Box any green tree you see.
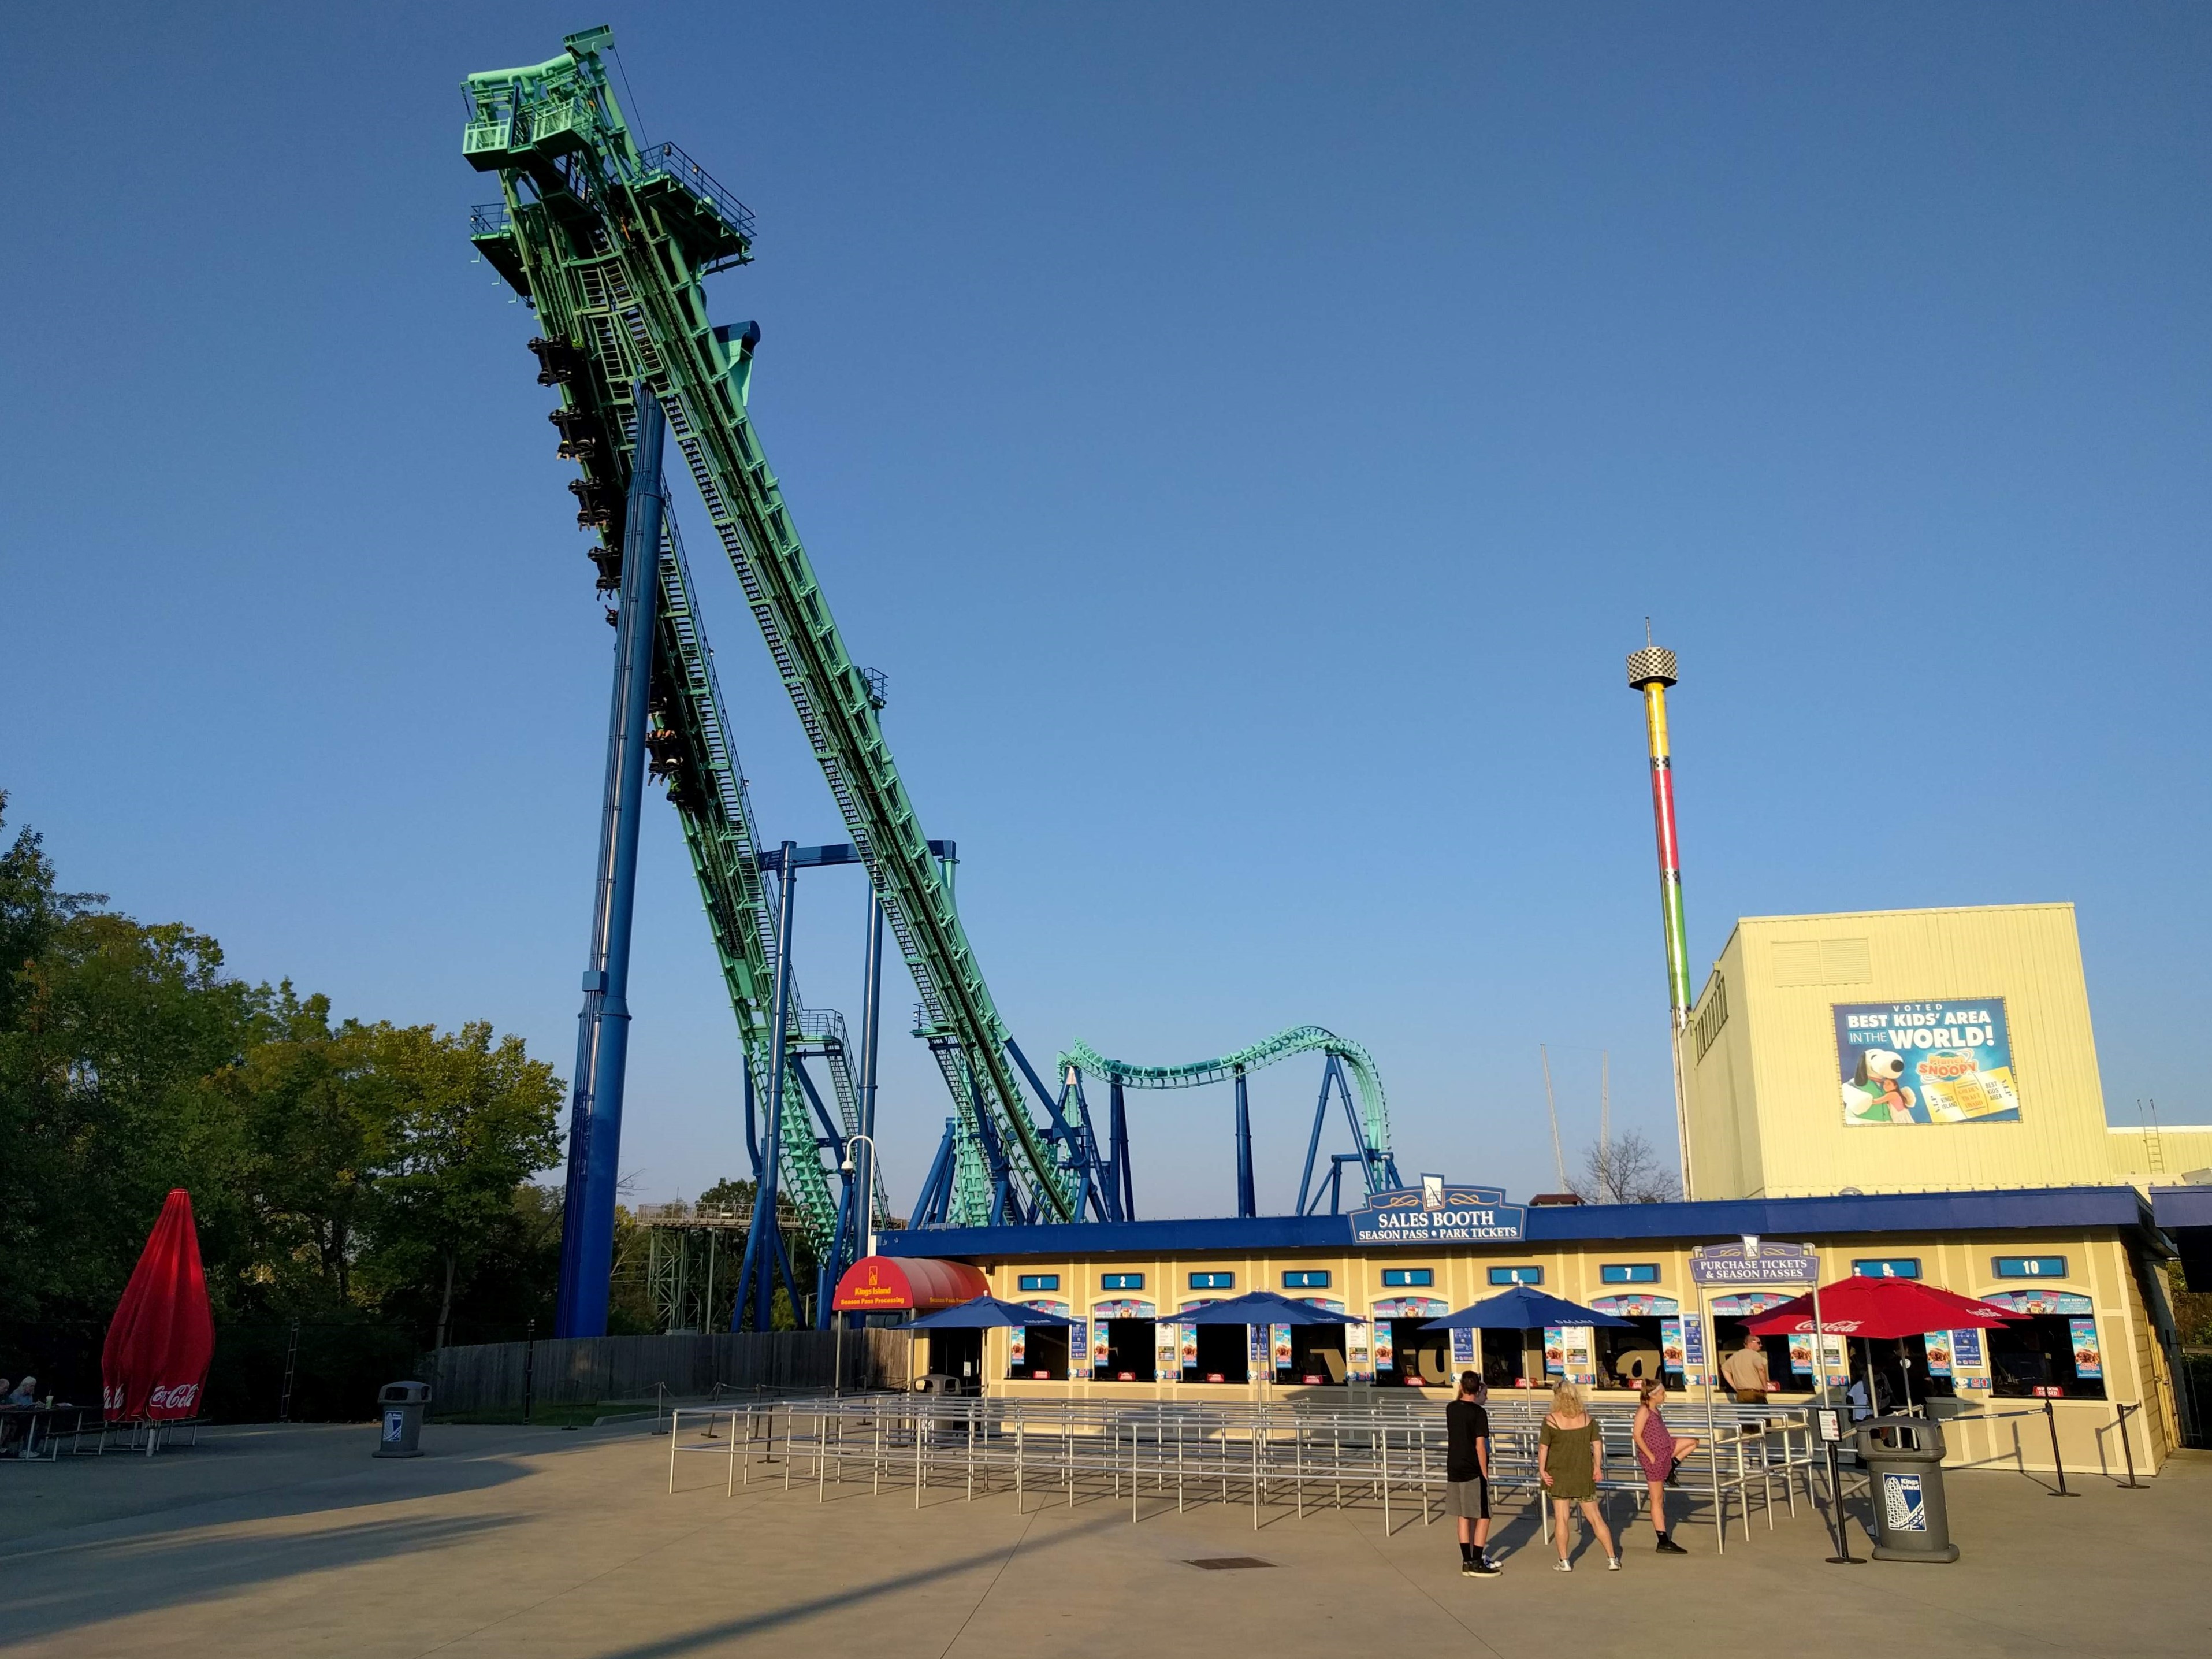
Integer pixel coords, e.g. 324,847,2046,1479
356,1021,562,1349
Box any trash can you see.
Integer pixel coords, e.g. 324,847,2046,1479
375,1380,431,1459
1854,1414,1957,1562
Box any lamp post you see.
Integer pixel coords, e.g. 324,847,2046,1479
841,1134,880,1261
836,1134,880,1396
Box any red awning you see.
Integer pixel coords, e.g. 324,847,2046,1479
832,1255,988,1313
102,1189,215,1422
1741,1276,2021,1340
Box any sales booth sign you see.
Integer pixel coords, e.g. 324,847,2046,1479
1349,1178,1525,1246
1690,1241,1819,1287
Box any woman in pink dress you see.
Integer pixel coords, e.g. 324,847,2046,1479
1633,1380,1699,1553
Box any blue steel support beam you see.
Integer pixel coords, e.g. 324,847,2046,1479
1295,1057,1334,1218
557,386,667,1339
1233,1068,1256,1219
857,890,883,1239
1109,1079,1134,1221
913,1118,959,1225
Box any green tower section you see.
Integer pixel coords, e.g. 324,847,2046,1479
464,28,1077,1228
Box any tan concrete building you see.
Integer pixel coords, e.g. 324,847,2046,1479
1682,903,2212,1200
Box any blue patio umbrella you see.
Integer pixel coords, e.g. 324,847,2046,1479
1170,1291,1362,1326
1420,1286,1637,1330
904,1295,1080,1330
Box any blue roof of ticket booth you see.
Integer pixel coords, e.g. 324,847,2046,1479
874,1185,2160,1261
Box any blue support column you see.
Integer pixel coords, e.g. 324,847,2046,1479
1109,1079,1134,1221
1233,1067,1256,1219
735,844,800,1331
556,387,667,1339
1296,1059,1334,1217
855,888,884,1246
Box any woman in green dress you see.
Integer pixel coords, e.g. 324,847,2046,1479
1538,1381,1619,1571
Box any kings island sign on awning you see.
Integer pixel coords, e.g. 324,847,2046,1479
1349,1178,1527,1245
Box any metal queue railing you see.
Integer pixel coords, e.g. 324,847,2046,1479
666,1393,1822,1547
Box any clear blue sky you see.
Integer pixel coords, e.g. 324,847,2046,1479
6,3,2208,1215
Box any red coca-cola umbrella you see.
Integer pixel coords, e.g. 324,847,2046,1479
1741,1276,2020,1339
1743,1276,2018,1416
102,1189,215,1422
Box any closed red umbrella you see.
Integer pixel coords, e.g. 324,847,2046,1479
101,1189,215,1422
1741,1277,2020,1339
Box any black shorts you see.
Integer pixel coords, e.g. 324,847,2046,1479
1445,1477,1489,1520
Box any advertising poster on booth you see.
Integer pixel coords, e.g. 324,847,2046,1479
1348,1322,1371,1381
1272,1325,1293,1371
1923,1331,1953,1377
1544,1326,1564,1375
1452,1327,1477,1366
1951,1328,1984,1369
1787,1330,1849,1385
1834,999,2020,1125
2070,1317,2103,1379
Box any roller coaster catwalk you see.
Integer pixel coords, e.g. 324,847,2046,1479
463,28,1400,1337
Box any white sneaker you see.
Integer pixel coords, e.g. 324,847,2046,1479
1607,1556,1622,1572
1552,1558,1573,1572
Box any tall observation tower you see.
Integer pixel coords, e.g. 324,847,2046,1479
1627,636,1696,1198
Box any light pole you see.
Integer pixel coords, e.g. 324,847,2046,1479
840,1135,880,1261
837,1134,880,1396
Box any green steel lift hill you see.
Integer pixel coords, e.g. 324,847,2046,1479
464,30,1403,1304
463,27,1077,1234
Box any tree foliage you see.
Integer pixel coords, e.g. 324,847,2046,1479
1568,1128,1681,1205
0,793,567,1404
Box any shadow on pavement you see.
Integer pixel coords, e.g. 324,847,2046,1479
592,1509,1127,1658
0,1510,523,1645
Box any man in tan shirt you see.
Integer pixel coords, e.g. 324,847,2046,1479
1720,1333,1772,1404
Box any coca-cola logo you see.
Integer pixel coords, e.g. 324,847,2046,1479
104,1384,125,1410
148,1383,200,1411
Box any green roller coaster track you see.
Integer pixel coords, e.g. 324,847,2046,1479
463,26,1081,1232
1061,1026,1395,1185
464,27,1397,1241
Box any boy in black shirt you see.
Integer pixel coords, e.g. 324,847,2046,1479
1446,1371,1500,1575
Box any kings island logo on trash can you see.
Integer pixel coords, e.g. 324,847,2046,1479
1834,999,2020,1126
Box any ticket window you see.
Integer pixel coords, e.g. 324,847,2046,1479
1101,1320,1157,1381
1016,1326,1071,1382
1387,1319,1451,1387
927,1328,982,1387
1717,1322,1789,1391
1597,1319,1668,1389
1896,1335,1954,1402
1287,1327,1348,1384
1193,1324,1248,1383
1990,1316,2106,1401
1479,1330,1526,1390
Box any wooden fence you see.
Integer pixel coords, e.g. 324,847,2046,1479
427,1328,913,1416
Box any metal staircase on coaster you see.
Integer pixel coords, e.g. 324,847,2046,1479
461,28,1400,1318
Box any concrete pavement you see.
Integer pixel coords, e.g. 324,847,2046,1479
1,1419,2204,1657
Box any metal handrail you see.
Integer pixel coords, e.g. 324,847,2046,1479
638,140,756,240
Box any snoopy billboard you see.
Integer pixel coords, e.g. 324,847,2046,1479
1833,999,2020,1126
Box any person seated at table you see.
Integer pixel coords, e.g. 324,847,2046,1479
0,1378,31,1456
